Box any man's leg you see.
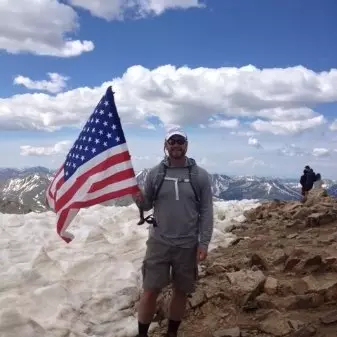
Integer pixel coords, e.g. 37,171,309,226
168,288,188,321
137,237,171,336
166,288,188,336
168,245,198,336
137,289,160,336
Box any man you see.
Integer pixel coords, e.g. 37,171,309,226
133,126,214,337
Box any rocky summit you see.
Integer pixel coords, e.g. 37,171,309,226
143,187,337,337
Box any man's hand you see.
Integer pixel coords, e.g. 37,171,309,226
197,247,208,263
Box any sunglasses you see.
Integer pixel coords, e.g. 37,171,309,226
167,138,186,145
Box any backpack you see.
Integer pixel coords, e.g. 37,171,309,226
137,160,201,227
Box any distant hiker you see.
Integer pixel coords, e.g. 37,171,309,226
314,173,323,188
300,165,316,200
133,126,214,337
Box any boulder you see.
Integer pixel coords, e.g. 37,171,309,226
321,310,337,324
259,310,292,336
213,327,240,337
264,276,278,295
306,212,337,227
250,253,269,270
302,274,337,296
225,269,265,305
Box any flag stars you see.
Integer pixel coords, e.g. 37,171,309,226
60,89,127,182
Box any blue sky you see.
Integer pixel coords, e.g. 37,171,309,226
1,0,337,178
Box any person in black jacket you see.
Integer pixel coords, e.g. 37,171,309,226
300,165,316,200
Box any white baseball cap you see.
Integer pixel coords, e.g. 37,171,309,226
165,126,187,141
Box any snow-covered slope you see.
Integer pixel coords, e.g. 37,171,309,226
209,173,231,196
0,168,53,212
0,199,260,337
219,176,302,201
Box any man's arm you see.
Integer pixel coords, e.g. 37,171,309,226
133,169,155,211
198,169,214,252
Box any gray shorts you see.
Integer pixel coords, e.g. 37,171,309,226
141,237,198,294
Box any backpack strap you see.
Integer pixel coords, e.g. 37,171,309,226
188,165,201,209
153,162,167,202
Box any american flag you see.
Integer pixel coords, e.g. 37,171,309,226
46,86,140,243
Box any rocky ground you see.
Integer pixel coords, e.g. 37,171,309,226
146,188,337,337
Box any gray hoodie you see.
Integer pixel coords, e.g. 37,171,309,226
137,157,214,250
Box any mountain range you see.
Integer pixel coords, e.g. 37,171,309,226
0,167,337,213
1,166,335,214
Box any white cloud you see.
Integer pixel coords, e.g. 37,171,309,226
1,64,337,132
197,156,216,167
230,131,259,137
254,107,316,121
229,156,266,167
13,73,69,94
277,144,308,157
68,0,204,20
329,119,337,131
251,116,326,135
20,141,72,156
248,137,262,149
208,119,239,129
0,0,94,57
312,148,330,157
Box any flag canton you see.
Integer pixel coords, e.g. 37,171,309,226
64,89,126,180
